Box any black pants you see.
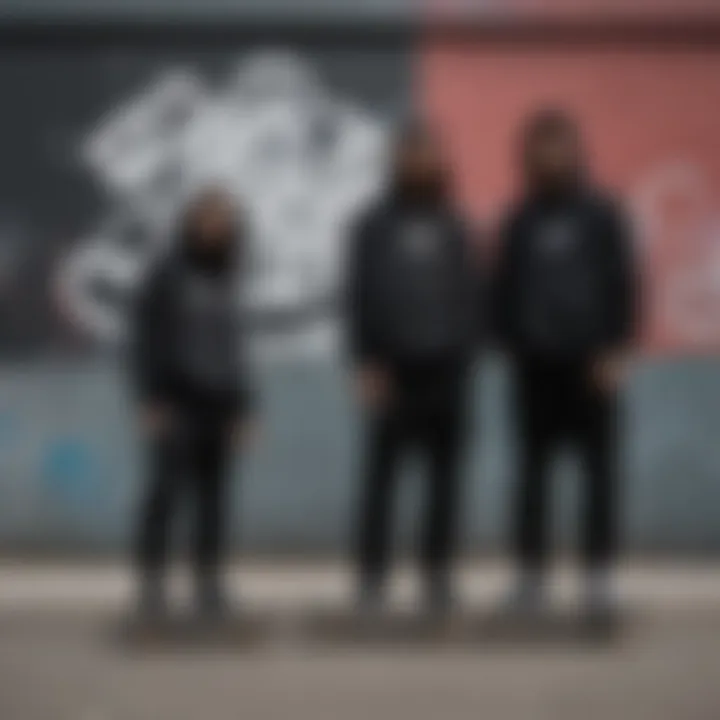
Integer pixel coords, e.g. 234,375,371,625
513,359,618,573
136,402,234,585
357,361,468,590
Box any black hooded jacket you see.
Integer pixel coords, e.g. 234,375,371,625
130,230,253,413
492,187,639,360
346,191,483,366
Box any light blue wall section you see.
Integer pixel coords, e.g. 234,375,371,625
1,357,719,556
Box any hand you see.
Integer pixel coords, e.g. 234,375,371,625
355,364,391,409
141,405,172,437
231,417,261,448
592,353,630,392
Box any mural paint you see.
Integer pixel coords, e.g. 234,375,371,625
420,42,720,353
55,51,390,360
0,39,411,543
2,31,720,552
0,40,410,359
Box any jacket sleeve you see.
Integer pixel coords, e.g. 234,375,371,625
230,353,258,418
130,263,174,405
490,211,522,350
603,199,641,349
455,219,486,352
345,212,378,364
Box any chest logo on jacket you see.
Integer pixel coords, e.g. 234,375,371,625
400,219,441,260
534,216,578,258
185,275,233,312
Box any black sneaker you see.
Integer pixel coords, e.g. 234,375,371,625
356,580,384,619
135,581,168,624
582,587,620,638
424,577,455,618
499,575,548,618
196,580,231,621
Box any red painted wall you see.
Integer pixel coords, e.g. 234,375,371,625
420,41,720,352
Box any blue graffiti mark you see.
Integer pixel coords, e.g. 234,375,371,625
40,437,110,510
0,409,18,449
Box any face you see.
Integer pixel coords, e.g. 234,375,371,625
395,135,442,189
188,193,236,250
528,130,579,188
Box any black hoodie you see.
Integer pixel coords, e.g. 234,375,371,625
492,186,639,360
131,225,253,413
346,186,483,366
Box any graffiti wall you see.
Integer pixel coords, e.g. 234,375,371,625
421,42,720,353
4,37,720,360
1,21,720,553
0,35,415,552
0,40,409,361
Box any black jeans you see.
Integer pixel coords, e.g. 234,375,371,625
356,360,468,591
136,400,234,587
513,358,618,574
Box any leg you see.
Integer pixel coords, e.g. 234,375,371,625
578,387,618,574
505,364,562,611
514,383,555,578
135,423,186,610
191,418,233,608
573,379,619,621
356,408,403,603
419,404,464,610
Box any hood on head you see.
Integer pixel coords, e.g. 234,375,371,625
520,108,586,200
178,187,243,276
389,118,451,208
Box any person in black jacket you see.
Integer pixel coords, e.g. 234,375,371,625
493,110,639,618
132,187,256,618
347,122,482,615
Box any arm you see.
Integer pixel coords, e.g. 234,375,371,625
454,218,486,354
344,212,389,407
592,200,641,391
604,200,641,350
229,344,258,424
345,213,378,365
490,211,522,352
229,374,260,447
130,263,173,408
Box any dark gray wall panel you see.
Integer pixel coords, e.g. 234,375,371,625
0,36,412,356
